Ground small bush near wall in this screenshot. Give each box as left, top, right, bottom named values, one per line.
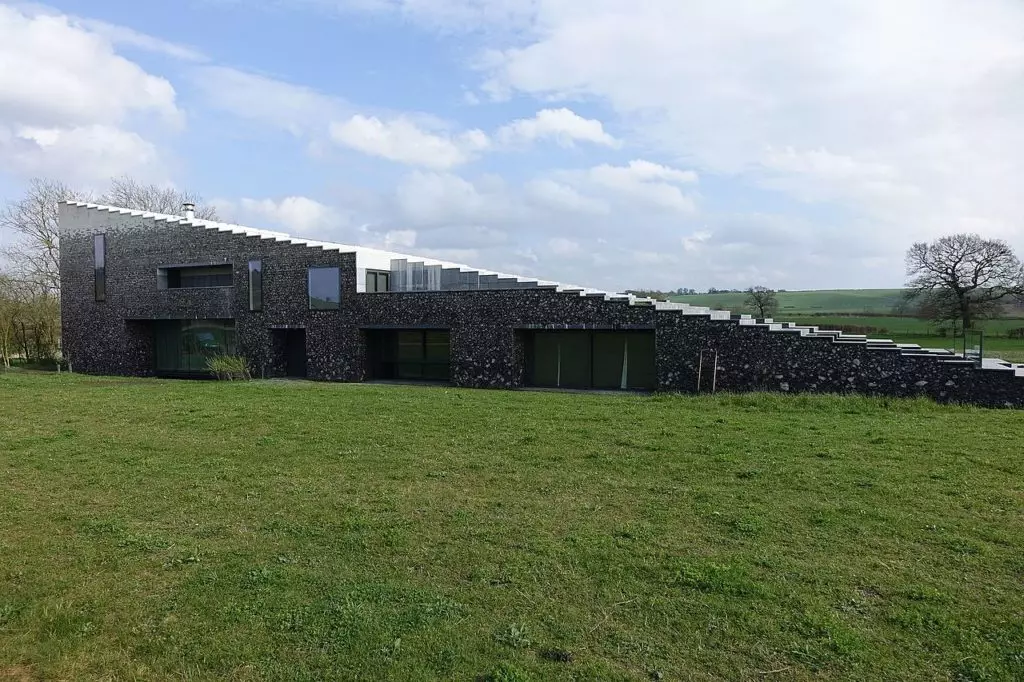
left=206, top=355, right=252, bottom=381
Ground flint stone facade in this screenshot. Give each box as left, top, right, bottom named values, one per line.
left=59, top=203, right=1024, bottom=408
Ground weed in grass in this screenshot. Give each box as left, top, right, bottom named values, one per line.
left=494, top=623, right=532, bottom=649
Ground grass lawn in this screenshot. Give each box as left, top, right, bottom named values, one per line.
left=2, top=372, right=1023, bottom=681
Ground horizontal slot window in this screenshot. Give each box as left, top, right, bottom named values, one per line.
left=158, top=264, right=233, bottom=289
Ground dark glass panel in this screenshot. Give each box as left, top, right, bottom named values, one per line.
left=308, top=267, right=340, bottom=309
left=558, top=332, right=591, bottom=389
left=94, top=234, right=106, bottom=302
left=249, top=260, right=263, bottom=311
left=593, top=332, right=627, bottom=389
left=153, top=320, right=237, bottom=375
left=625, top=332, right=657, bottom=389
left=530, top=333, right=561, bottom=387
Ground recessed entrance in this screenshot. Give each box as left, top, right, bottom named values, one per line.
left=525, top=330, right=656, bottom=390
left=272, top=328, right=307, bottom=378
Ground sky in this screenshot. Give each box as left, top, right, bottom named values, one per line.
left=1, top=0, right=1023, bottom=292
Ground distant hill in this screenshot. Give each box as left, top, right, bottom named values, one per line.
left=668, top=289, right=908, bottom=315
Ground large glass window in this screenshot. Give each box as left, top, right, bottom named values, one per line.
left=94, top=234, right=106, bottom=302
left=527, top=330, right=656, bottom=390
left=309, top=267, right=340, bottom=309
left=249, top=260, right=263, bottom=311
left=153, top=320, right=237, bottom=375
left=366, top=329, right=450, bottom=381
left=365, top=270, right=390, bottom=293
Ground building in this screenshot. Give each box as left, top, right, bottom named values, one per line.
left=58, top=201, right=1024, bottom=407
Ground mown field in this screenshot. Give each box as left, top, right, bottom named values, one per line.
left=2, top=372, right=1023, bottom=681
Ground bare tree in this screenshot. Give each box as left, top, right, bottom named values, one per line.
left=905, top=234, right=1024, bottom=331
left=0, top=271, right=18, bottom=368
left=744, top=286, right=779, bottom=319
left=0, top=271, right=59, bottom=367
left=100, top=176, right=220, bottom=220
left=1, top=176, right=220, bottom=297
left=0, top=178, right=90, bottom=294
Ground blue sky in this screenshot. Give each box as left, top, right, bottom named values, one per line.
left=2, top=0, right=1023, bottom=292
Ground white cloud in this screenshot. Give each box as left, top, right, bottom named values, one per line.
left=0, top=124, right=162, bottom=186
left=682, top=230, right=712, bottom=253
left=326, top=0, right=1024, bottom=276
left=585, top=160, right=698, bottom=213
left=73, top=18, right=207, bottom=62
left=524, top=179, right=608, bottom=215
left=192, top=66, right=347, bottom=136
left=475, top=0, right=1024, bottom=245
left=0, top=6, right=179, bottom=130
left=497, top=108, right=619, bottom=148
left=394, top=170, right=519, bottom=225
left=0, top=5, right=181, bottom=185
left=547, top=237, right=582, bottom=257
left=382, top=229, right=417, bottom=249
left=215, top=196, right=342, bottom=237
left=329, top=114, right=489, bottom=168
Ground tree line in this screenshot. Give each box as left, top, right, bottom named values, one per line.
left=0, top=177, right=218, bottom=367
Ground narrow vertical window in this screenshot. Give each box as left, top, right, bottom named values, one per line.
left=94, top=234, right=106, bottom=302
left=248, top=260, right=263, bottom=311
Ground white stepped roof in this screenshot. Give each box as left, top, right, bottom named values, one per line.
left=61, top=201, right=619, bottom=297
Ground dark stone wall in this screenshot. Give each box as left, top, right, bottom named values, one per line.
left=60, top=214, right=356, bottom=378
left=59, top=206, right=1024, bottom=407
left=655, top=314, right=1024, bottom=408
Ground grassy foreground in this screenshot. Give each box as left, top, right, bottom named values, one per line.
left=1, top=373, right=1023, bottom=681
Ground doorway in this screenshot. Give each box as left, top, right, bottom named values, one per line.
left=272, top=328, right=307, bottom=378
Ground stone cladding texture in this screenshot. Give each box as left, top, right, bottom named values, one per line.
left=60, top=208, right=1023, bottom=407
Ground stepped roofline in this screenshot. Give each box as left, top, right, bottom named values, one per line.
left=59, top=200, right=636, bottom=299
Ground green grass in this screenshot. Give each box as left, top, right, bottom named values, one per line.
left=2, top=372, right=1023, bottom=681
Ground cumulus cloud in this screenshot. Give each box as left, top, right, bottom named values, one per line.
left=0, top=5, right=181, bottom=185
left=329, top=115, right=489, bottom=169
left=496, top=108, right=619, bottom=148
left=1, top=124, right=162, bottom=186
left=583, top=160, right=699, bottom=213
left=318, top=0, right=1024, bottom=277
left=0, top=6, right=179, bottom=129
left=214, top=196, right=343, bottom=238
left=524, top=179, right=609, bottom=215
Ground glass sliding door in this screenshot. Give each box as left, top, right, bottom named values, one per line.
left=366, top=329, right=451, bottom=382
left=527, top=330, right=656, bottom=390
left=154, top=319, right=237, bottom=376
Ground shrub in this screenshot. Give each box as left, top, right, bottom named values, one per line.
left=1008, top=327, right=1024, bottom=339
left=206, top=355, right=252, bottom=381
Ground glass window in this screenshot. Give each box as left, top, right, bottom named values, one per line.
left=249, top=260, right=262, bottom=311
left=308, top=267, right=340, bottom=309
left=154, top=320, right=237, bottom=374
left=94, top=234, right=106, bottom=301
left=158, top=264, right=233, bottom=289
left=366, top=270, right=390, bottom=293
